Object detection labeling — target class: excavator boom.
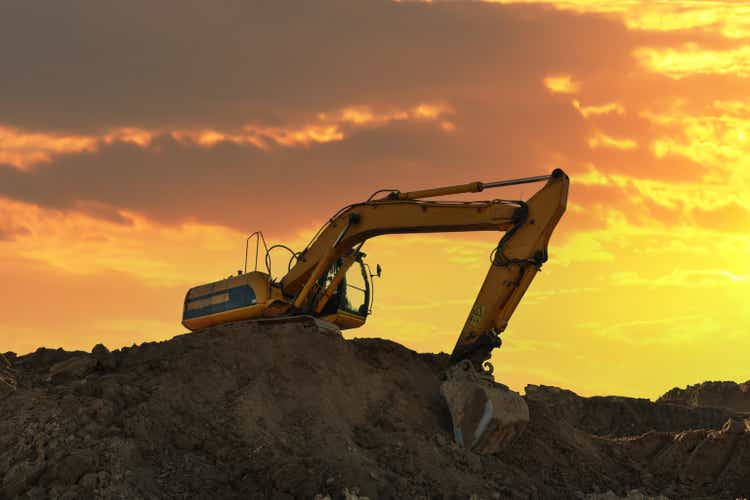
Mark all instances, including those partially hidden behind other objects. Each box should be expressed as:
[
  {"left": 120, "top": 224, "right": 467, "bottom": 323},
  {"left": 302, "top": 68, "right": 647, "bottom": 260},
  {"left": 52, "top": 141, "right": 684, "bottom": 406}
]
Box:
[{"left": 282, "top": 199, "right": 520, "bottom": 311}]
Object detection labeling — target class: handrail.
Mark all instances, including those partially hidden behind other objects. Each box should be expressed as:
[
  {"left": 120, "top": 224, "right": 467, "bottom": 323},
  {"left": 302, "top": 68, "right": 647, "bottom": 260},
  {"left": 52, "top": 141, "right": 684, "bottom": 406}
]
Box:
[{"left": 244, "top": 231, "right": 270, "bottom": 273}]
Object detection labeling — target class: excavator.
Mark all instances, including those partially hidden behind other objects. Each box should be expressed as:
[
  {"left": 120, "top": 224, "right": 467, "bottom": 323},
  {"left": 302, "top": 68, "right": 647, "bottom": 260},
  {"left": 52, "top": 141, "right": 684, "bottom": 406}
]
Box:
[{"left": 182, "top": 169, "right": 569, "bottom": 453}]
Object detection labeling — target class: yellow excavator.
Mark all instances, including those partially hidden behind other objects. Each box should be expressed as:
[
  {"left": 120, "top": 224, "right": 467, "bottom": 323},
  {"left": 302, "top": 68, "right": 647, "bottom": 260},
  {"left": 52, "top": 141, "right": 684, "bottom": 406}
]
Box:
[{"left": 182, "top": 169, "right": 569, "bottom": 453}]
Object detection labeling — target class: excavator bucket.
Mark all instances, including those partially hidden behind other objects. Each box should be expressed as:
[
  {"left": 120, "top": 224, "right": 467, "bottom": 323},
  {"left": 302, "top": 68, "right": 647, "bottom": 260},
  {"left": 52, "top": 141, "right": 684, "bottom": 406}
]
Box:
[{"left": 440, "top": 361, "right": 529, "bottom": 454}]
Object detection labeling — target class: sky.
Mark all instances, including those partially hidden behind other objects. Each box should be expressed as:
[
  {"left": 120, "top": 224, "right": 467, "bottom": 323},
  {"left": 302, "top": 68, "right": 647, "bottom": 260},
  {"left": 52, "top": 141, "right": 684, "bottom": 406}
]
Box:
[{"left": 1, "top": 1, "right": 748, "bottom": 399}]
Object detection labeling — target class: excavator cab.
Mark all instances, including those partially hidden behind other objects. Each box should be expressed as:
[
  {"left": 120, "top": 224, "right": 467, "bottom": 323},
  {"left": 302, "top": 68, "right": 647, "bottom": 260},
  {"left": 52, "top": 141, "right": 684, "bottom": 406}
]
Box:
[
  {"left": 316, "top": 253, "right": 374, "bottom": 329},
  {"left": 182, "top": 248, "right": 380, "bottom": 332}
]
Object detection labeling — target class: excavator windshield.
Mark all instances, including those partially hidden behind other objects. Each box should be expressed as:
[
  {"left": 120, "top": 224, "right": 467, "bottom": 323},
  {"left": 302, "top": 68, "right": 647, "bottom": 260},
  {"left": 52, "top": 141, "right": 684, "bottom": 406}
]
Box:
[{"left": 317, "top": 256, "right": 371, "bottom": 318}]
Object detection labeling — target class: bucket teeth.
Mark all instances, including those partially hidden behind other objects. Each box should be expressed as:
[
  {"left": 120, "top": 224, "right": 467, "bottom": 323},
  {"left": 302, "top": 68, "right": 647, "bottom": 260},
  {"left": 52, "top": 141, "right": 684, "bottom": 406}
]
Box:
[{"left": 440, "top": 360, "right": 529, "bottom": 454}]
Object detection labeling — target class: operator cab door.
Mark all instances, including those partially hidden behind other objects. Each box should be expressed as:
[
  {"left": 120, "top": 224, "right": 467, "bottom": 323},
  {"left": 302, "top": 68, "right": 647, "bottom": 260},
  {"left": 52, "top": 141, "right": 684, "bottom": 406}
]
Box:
[{"left": 319, "top": 257, "right": 371, "bottom": 330}]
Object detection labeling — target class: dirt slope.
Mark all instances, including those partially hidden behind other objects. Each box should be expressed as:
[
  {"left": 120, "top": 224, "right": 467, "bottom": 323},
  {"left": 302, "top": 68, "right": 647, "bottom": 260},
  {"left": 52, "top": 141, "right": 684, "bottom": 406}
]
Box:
[{"left": 1, "top": 319, "right": 749, "bottom": 500}]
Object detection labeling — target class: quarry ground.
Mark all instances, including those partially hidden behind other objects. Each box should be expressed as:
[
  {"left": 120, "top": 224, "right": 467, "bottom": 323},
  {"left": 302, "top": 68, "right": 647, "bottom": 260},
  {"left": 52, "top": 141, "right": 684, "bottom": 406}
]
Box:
[{"left": 1, "top": 318, "right": 749, "bottom": 500}]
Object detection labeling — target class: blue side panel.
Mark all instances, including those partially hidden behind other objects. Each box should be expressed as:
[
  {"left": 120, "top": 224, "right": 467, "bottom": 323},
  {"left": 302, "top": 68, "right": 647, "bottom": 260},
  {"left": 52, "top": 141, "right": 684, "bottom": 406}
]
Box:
[{"left": 183, "top": 285, "right": 257, "bottom": 320}]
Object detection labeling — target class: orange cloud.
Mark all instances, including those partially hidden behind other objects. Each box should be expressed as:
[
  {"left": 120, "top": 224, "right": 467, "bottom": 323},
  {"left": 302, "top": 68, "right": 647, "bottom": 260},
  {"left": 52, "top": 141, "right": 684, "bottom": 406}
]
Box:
[
  {"left": 588, "top": 132, "right": 638, "bottom": 150},
  {"left": 483, "top": 1, "right": 750, "bottom": 39},
  {"left": 0, "top": 125, "right": 153, "bottom": 170},
  {"left": 0, "top": 197, "right": 243, "bottom": 286},
  {"left": 0, "top": 103, "right": 452, "bottom": 169},
  {"left": 634, "top": 44, "right": 750, "bottom": 79},
  {"left": 174, "top": 103, "right": 453, "bottom": 149},
  {"left": 573, "top": 99, "right": 625, "bottom": 118},
  {"left": 640, "top": 101, "right": 750, "bottom": 190},
  {"left": 0, "top": 126, "right": 98, "bottom": 170},
  {"left": 0, "top": 195, "right": 333, "bottom": 288},
  {"left": 169, "top": 125, "right": 343, "bottom": 149},
  {"left": 573, "top": 164, "right": 627, "bottom": 187},
  {"left": 544, "top": 75, "right": 580, "bottom": 94}
]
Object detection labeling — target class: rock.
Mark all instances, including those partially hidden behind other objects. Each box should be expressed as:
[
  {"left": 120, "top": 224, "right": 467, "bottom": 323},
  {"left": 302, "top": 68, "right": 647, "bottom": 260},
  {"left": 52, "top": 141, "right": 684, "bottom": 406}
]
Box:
[
  {"left": 659, "top": 380, "right": 750, "bottom": 413},
  {"left": 59, "top": 485, "right": 84, "bottom": 500},
  {"left": 79, "top": 472, "right": 99, "bottom": 490},
  {"left": 434, "top": 433, "right": 448, "bottom": 447},
  {"left": 26, "top": 486, "right": 47, "bottom": 500},
  {"left": 2, "top": 460, "right": 45, "bottom": 498},
  {"left": 89, "top": 398, "right": 115, "bottom": 425},
  {"left": 343, "top": 487, "right": 370, "bottom": 500},
  {"left": 49, "top": 355, "right": 97, "bottom": 380},
  {"left": 92, "top": 343, "right": 117, "bottom": 369},
  {"left": 720, "top": 417, "right": 746, "bottom": 435},
  {"left": 55, "top": 450, "right": 97, "bottom": 485}
]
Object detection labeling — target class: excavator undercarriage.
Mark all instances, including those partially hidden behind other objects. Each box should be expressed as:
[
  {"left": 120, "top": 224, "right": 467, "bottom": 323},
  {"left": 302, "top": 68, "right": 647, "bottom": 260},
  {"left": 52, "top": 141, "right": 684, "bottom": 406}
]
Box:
[{"left": 182, "top": 169, "right": 569, "bottom": 453}]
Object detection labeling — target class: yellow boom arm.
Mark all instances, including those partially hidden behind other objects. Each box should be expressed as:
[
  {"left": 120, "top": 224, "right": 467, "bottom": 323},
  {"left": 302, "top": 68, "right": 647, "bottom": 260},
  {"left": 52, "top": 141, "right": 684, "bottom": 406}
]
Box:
[{"left": 281, "top": 169, "right": 569, "bottom": 368}]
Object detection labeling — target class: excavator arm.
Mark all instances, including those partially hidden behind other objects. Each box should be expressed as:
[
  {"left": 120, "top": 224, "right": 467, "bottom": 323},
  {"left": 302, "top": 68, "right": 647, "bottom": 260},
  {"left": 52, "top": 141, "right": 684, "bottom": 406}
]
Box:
[{"left": 281, "top": 168, "right": 569, "bottom": 370}]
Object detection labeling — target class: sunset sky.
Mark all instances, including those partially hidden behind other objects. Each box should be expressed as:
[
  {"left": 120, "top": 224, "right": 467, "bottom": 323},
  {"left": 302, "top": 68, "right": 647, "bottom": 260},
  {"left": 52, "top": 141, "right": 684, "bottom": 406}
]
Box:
[{"left": 2, "top": 1, "right": 748, "bottom": 399}]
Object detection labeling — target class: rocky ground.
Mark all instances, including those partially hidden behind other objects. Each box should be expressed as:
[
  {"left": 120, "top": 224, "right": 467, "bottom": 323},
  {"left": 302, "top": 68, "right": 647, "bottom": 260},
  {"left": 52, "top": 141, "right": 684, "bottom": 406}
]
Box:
[
  {"left": 1, "top": 318, "right": 748, "bottom": 500},
  {"left": 659, "top": 380, "right": 750, "bottom": 414}
]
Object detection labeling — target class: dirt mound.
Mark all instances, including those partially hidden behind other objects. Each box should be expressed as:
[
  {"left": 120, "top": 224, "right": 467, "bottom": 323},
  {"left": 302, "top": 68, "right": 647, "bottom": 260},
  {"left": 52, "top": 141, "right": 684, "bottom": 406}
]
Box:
[
  {"left": 2, "top": 319, "right": 749, "bottom": 499},
  {"left": 659, "top": 380, "right": 750, "bottom": 414}
]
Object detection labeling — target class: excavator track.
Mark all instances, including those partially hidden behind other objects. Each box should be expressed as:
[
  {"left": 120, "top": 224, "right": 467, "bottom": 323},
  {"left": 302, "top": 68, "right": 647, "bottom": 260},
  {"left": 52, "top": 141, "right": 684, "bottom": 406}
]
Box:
[
  {"left": 253, "top": 315, "right": 341, "bottom": 335},
  {"left": 207, "top": 314, "right": 343, "bottom": 339}
]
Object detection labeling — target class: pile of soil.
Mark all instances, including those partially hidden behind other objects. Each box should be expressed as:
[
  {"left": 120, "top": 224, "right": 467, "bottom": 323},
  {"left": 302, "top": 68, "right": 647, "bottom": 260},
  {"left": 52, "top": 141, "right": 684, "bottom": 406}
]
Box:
[
  {"left": 659, "top": 380, "right": 750, "bottom": 414},
  {"left": 1, "top": 318, "right": 749, "bottom": 499}
]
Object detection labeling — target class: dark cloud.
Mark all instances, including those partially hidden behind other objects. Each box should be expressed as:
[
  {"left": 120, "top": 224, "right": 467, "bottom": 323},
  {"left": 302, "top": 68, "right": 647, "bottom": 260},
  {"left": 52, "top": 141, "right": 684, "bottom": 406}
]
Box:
[
  {"left": 0, "top": 110, "right": 576, "bottom": 232},
  {"left": 0, "top": 1, "right": 633, "bottom": 131},
  {"left": 0, "top": 0, "right": 735, "bottom": 234}
]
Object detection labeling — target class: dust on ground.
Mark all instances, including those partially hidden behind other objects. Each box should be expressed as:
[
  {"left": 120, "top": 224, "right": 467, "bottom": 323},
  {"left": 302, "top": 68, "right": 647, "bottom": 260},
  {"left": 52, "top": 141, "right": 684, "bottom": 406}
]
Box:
[{"left": 2, "top": 318, "right": 748, "bottom": 499}]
